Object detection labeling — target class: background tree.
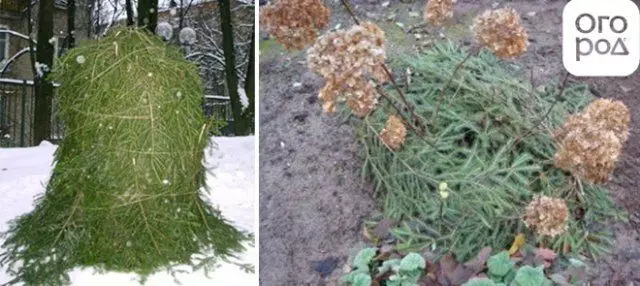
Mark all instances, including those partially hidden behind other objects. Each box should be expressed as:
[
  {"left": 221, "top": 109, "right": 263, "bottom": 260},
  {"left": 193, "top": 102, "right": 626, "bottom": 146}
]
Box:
[
  {"left": 219, "top": 0, "right": 249, "bottom": 135},
  {"left": 33, "top": 0, "right": 56, "bottom": 144},
  {"left": 177, "top": 0, "right": 195, "bottom": 30},
  {"left": 180, "top": 1, "right": 253, "bottom": 134},
  {"left": 242, "top": 28, "right": 254, "bottom": 130},
  {"left": 137, "top": 0, "right": 158, "bottom": 33},
  {"left": 67, "top": 0, "right": 76, "bottom": 49},
  {"left": 126, "top": 0, "right": 135, "bottom": 26}
]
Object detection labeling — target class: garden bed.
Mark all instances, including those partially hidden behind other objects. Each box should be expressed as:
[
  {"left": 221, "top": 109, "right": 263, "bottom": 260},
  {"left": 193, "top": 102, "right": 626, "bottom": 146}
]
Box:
[{"left": 259, "top": 0, "right": 640, "bottom": 284}]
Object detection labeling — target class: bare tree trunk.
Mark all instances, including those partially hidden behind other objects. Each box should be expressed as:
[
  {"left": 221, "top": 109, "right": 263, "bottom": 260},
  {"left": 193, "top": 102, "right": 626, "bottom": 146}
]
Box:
[
  {"left": 137, "top": 0, "right": 148, "bottom": 28},
  {"left": 241, "top": 28, "right": 255, "bottom": 133},
  {"left": 137, "top": 0, "right": 158, "bottom": 33},
  {"left": 67, "top": 0, "right": 76, "bottom": 49},
  {"left": 95, "top": 0, "right": 101, "bottom": 36},
  {"left": 126, "top": 0, "right": 135, "bottom": 26},
  {"left": 33, "top": 0, "right": 56, "bottom": 144},
  {"left": 86, "top": 0, "right": 93, "bottom": 37},
  {"left": 219, "top": 0, "right": 248, "bottom": 135},
  {"left": 148, "top": 0, "right": 158, "bottom": 32},
  {"left": 26, "top": 2, "right": 37, "bottom": 81},
  {"left": 179, "top": 0, "right": 184, "bottom": 30}
]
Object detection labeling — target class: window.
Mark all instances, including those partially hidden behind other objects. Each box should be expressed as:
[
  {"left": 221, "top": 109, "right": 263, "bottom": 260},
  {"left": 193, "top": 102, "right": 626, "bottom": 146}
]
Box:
[{"left": 0, "top": 27, "right": 8, "bottom": 62}]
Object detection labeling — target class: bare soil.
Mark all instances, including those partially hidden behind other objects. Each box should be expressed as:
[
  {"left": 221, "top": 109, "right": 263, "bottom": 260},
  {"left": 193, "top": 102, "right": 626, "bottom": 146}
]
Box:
[{"left": 259, "top": 0, "right": 640, "bottom": 285}]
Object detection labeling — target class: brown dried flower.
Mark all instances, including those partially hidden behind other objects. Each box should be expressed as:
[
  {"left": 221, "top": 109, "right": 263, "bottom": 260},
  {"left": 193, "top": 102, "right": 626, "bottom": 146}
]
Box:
[
  {"left": 524, "top": 195, "right": 569, "bottom": 237},
  {"left": 307, "top": 21, "right": 387, "bottom": 117},
  {"left": 553, "top": 99, "right": 629, "bottom": 184},
  {"left": 380, "top": 114, "right": 407, "bottom": 151},
  {"left": 424, "top": 0, "right": 456, "bottom": 26},
  {"left": 318, "top": 81, "right": 340, "bottom": 113},
  {"left": 553, "top": 111, "right": 622, "bottom": 184},
  {"left": 347, "top": 80, "right": 378, "bottom": 117},
  {"left": 472, "top": 8, "right": 529, "bottom": 59},
  {"left": 582, "top": 99, "right": 630, "bottom": 143},
  {"left": 260, "top": 0, "right": 330, "bottom": 50}
]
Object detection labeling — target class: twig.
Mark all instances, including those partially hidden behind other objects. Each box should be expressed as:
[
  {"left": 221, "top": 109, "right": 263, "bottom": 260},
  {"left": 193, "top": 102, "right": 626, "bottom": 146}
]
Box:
[
  {"left": 375, "top": 86, "right": 422, "bottom": 137},
  {"left": 404, "top": 68, "right": 410, "bottom": 92},
  {"left": 339, "top": 0, "right": 361, "bottom": 25},
  {"left": 529, "top": 68, "right": 535, "bottom": 95},
  {"left": 574, "top": 175, "right": 585, "bottom": 201},
  {"left": 339, "top": 0, "right": 427, "bottom": 136},
  {"left": 518, "top": 72, "right": 570, "bottom": 140},
  {"left": 380, "top": 64, "right": 426, "bottom": 133},
  {"left": 407, "top": 22, "right": 429, "bottom": 34},
  {"left": 430, "top": 48, "right": 476, "bottom": 124}
]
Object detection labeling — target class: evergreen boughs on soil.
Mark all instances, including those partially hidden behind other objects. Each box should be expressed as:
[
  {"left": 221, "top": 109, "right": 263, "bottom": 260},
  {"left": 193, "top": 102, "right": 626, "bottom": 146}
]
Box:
[
  {"left": 359, "top": 43, "right": 626, "bottom": 262},
  {"left": 0, "top": 28, "right": 247, "bottom": 285}
]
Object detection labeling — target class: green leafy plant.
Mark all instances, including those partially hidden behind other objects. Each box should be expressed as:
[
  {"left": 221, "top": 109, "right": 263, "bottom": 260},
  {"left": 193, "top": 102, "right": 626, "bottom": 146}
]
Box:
[
  {"left": 343, "top": 243, "right": 588, "bottom": 286},
  {"left": 512, "top": 265, "right": 551, "bottom": 286},
  {"left": 343, "top": 247, "right": 377, "bottom": 286},
  {"left": 463, "top": 278, "right": 504, "bottom": 286},
  {"left": 379, "top": 253, "right": 425, "bottom": 286},
  {"left": 464, "top": 265, "right": 551, "bottom": 286},
  {"left": 461, "top": 250, "right": 582, "bottom": 286},
  {"left": 480, "top": 251, "right": 550, "bottom": 285},
  {"left": 343, "top": 248, "right": 426, "bottom": 286},
  {"left": 487, "top": 251, "right": 515, "bottom": 282}
]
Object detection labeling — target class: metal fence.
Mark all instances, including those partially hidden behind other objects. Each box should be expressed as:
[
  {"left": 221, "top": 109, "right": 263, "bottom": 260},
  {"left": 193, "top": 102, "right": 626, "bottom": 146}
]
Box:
[
  {"left": 203, "top": 94, "right": 236, "bottom": 135},
  {"left": 0, "top": 82, "right": 31, "bottom": 147},
  {"left": 0, "top": 80, "right": 64, "bottom": 147},
  {"left": 0, "top": 80, "right": 234, "bottom": 148}
]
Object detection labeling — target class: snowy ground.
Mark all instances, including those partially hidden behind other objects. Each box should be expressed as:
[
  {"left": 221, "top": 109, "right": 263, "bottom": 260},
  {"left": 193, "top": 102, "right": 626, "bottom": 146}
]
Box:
[{"left": 0, "top": 136, "right": 257, "bottom": 285}]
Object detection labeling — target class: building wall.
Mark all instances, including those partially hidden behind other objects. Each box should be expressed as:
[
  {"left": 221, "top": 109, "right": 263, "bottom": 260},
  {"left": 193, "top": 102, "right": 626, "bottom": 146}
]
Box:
[
  {"left": 1, "top": 4, "right": 71, "bottom": 81},
  {"left": 1, "top": 3, "right": 76, "bottom": 146}
]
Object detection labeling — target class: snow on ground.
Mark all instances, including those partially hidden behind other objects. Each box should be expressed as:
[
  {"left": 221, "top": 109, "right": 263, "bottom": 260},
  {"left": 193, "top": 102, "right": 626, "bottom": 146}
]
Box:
[{"left": 0, "top": 137, "right": 256, "bottom": 285}]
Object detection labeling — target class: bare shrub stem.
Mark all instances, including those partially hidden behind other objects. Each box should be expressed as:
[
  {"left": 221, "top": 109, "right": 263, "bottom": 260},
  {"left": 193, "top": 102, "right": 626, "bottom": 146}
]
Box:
[
  {"left": 430, "top": 48, "right": 477, "bottom": 124},
  {"left": 518, "top": 72, "right": 570, "bottom": 141},
  {"left": 339, "top": 0, "right": 426, "bottom": 136}
]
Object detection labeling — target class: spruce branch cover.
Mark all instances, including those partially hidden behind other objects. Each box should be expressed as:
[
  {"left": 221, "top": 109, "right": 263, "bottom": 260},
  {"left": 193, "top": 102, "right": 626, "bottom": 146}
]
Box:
[
  {"left": 359, "top": 43, "right": 625, "bottom": 261},
  {"left": 0, "top": 28, "right": 247, "bottom": 285}
]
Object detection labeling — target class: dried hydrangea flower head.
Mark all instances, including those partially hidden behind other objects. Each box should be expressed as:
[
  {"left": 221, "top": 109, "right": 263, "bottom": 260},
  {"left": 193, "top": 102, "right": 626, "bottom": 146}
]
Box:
[
  {"left": 582, "top": 98, "right": 630, "bottom": 143},
  {"left": 346, "top": 80, "right": 378, "bottom": 117},
  {"left": 472, "top": 8, "right": 529, "bottom": 59},
  {"left": 553, "top": 99, "right": 629, "bottom": 184},
  {"left": 380, "top": 114, "right": 407, "bottom": 151},
  {"left": 307, "top": 21, "right": 387, "bottom": 116},
  {"left": 554, "top": 120, "right": 622, "bottom": 184},
  {"left": 260, "top": 0, "right": 330, "bottom": 50},
  {"left": 524, "top": 195, "right": 569, "bottom": 237},
  {"left": 424, "top": 0, "right": 456, "bottom": 27}
]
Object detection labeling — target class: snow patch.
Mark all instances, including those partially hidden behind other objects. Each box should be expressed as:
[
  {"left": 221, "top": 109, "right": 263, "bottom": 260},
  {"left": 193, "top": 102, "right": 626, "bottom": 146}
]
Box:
[
  {"left": 35, "top": 62, "right": 49, "bottom": 78},
  {"left": 238, "top": 86, "right": 249, "bottom": 111}
]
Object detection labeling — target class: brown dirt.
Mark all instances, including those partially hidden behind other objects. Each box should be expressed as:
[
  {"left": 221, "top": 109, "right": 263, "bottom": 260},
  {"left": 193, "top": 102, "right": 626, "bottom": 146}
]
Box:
[{"left": 259, "top": 0, "right": 640, "bottom": 285}]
